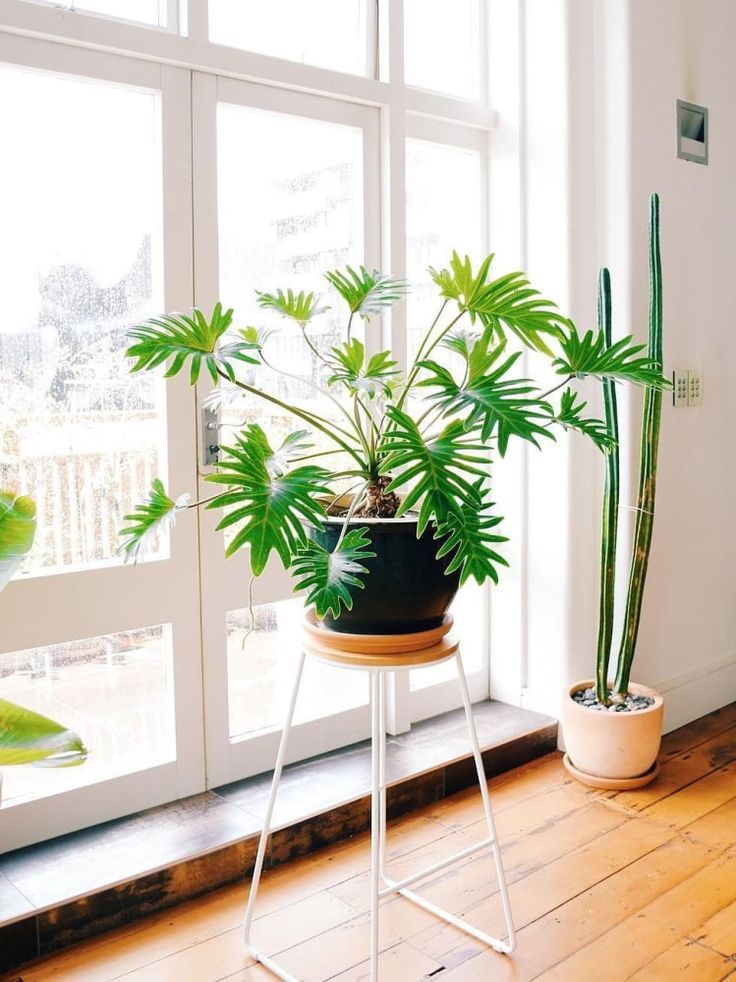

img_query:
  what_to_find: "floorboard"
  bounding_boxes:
[9,707,736,982]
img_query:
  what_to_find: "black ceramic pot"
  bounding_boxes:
[310,515,460,635]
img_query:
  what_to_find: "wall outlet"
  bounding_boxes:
[688,370,703,406]
[673,370,689,407]
[672,370,703,407]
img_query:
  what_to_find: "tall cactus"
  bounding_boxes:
[595,268,620,705]
[613,192,664,695]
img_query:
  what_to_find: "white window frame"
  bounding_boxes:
[0,32,204,851]
[0,0,504,831]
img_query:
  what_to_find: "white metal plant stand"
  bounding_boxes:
[243,614,516,981]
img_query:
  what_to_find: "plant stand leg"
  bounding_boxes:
[369,669,386,982]
[243,649,306,982]
[454,649,516,953]
[378,650,517,956]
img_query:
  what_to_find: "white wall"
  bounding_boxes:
[623,0,736,729]
[515,0,736,731]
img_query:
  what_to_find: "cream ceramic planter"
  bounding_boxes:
[561,680,664,789]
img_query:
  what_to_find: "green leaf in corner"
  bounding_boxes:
[0,698,87,767]
[290,527,375,620]
[0,491,36,592]
[555,388,616,452]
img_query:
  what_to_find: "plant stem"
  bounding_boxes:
[216,368,365,468]
[394,300,447,411]
[396,307,464,412]
[614,192,663,696]
[326,480,364,514]
[410,299,448,368]
[538,375,574,402]
[186,493,221,509]
[301,327,331,366]
[346,312,354,343]
[260,351,368,453]
[287,448,348,463]
[335,481,368,547]
[595,268,619,706]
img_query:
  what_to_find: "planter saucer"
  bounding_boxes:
[562,753,660,790]
[303,609,453,654]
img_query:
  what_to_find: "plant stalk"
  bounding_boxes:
[216,368,365,467]
[595,268,620,705]
[614,192,663,696]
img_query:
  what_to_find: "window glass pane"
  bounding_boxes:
[21,0,165,27]
[227,600,367,740]
[216,102,364,454]
[0,624,175,808]
[0,67,167,576]
[210,0,372,77]
[404,0,482,100]
[73,0,163,25]
[406,138,483,363]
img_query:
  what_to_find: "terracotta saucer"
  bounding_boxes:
[562,753,660,790]
[302,609,453,654]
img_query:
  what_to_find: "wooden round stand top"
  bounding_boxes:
[302,609,458,669]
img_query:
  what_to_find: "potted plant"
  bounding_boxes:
[562,193,668,789]
[120,252,667,637]
[0,491,87,804]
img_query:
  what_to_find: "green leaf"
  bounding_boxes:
[0,698,87,768]
[379,408,486,534]
[239,325,276,352]
[441,327,481,361]
[119,479,189,563]
[126,303,259,384]
[241,423,314,475]
[327,339,400,397]
[418,335,555,455]
[429,252,568,355]
[205,426,331,575]
[553,324,671,387]
[256,289,328,324]
[555,388,616,452]
[434,488,509,586]
[290,527,375,620]
[324,265,408,319]
[0,491,36,592]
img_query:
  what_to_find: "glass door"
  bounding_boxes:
[0,37,203,850]
[193,74,382,786]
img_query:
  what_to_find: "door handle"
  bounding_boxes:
[201,404,220,466]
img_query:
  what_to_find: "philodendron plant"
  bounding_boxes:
[119,253,668,620]
[593,192,667,705]
[0,492,88,770]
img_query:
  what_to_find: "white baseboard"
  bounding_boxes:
[519,652,736,750]
[654,652,736,734]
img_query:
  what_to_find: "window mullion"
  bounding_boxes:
[185,0,208,42]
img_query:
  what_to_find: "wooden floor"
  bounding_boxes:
[10,704,736,982]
